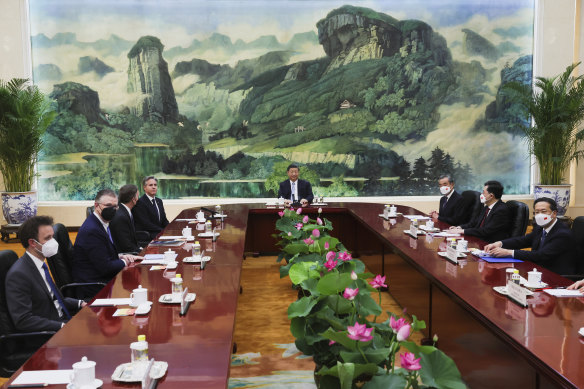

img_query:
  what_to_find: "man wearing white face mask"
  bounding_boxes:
[484,197,576,275]
[430,174,465,225]
[449,180,511,243]
[5,216,85,332]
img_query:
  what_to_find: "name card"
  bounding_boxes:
[507,281,527,307]
[445,246,458,264]
[409,224,418,237]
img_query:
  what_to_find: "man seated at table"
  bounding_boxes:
[430,174,466,225]
[110,184,141,254]
[449,180,511,243]
[132,176,169,240]
[73,189,139,299]
[6,216,85,332]
[277,163,314,207]
[484,197,576,275]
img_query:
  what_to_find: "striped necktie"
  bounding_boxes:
[42,262,71,320]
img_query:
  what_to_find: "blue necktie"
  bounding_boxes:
[540,229,547,248]
[41,262,71,320]
[107,226,114,244]
[291,182,296,202]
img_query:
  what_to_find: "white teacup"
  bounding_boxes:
[182,227,192,238]
[163,249,176,262]
[425,220,434,229]
[70,356,95,388]
[130,285,148,307]
[456,239,468,252]
[528,268,542,285]
[196,210,205,222]
[389,206,397,215]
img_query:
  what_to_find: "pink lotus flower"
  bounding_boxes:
[295,223,303,230]
[326,251,336,262]
[329,340,336,346]
[399,352,421,371]
[318,208,322,214]
[351,271,358,280]
[303,215,309,223]
[347,322,373,342]
[290,207,294,211]
[312,229,320,237]
[303,237,314,245]
[396,323,411,341]
[317,217,323,225]
[338,251,352,261]
[296,208,302,214]
[287,232,292,236]
[324,258,337,271]
[390,316,408,333]
[369,275,387,289]
[324,242,330,250]
[343,287,359,300]
[278,211,284,217]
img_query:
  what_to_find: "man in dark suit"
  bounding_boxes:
[110,184,141,254]
[132,176,169,240]
[73,189,139,299]
[430,174,465,225]
[450,180,511,243]
[5,216,84,332]
[485,197,576,275]
[277,163,314,206]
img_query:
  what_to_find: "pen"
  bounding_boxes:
[8,384,49,388]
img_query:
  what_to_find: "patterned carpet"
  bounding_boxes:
[229,256,421,388]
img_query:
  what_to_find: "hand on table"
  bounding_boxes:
[567,279,584,292]
[487,247,512,258]
[484,241,502,253]
[300,199,309,206]
[449,227,464,235]
[430,210,439,220]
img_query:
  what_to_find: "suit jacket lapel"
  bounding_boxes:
[23,253,54,302]
[533,226,544,250]
[123,206,135,233]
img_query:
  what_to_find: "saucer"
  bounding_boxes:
[159,293,196,304]
[130,300,153,308]
[67,378,103,389]
[579,327,584,337]
[438,251,467,259]
[183,255,211,263]
[198,232,220,238]
[523,280,548,289]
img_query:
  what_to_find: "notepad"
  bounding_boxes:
[480,256,523,263]
[91,298,132,306]
[12,370,73,385]
[544,289,584,297]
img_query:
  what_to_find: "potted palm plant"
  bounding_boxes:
[503,62,584,216]
[0,78,56,224]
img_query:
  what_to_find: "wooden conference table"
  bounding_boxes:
[4,203,584,389]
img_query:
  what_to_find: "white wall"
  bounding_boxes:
[0,0,576,226]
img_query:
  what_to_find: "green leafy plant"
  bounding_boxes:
[503,62,584,185]
[0,78,56,192]
[274,208,465,389]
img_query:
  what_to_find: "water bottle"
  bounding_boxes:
[130,335,148,362]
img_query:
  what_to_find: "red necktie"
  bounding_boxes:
[479,207,490,227]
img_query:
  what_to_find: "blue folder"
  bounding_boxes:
[480,256,523,263]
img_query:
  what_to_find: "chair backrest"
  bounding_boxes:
[506,200,529,237]
[47,224,74,293]
[460,190,482,225]
[86,206,95,219]
[571,216,584,274]
[0,250,19,335]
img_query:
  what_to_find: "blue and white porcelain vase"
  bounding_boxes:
[533,184,571,216]
[1,191,38,225]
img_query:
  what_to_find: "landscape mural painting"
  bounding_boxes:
[30,0,534,200]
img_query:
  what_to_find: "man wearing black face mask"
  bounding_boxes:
[5,216,85,332]
[72,189,140,299]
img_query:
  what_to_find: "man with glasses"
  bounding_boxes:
[132,176,169,240]
[72,189,140,299]
[484,197,576,275]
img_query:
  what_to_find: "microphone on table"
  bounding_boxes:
[200,207,218,216]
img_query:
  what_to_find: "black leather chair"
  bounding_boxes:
[46,223,106,299]
[0,250,55,377]
[566,216,584,281]
[460,190,482,225]
[506,200,529,237]
[86,206,95,219]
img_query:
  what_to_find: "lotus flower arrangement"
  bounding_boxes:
[274,208,465,389]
